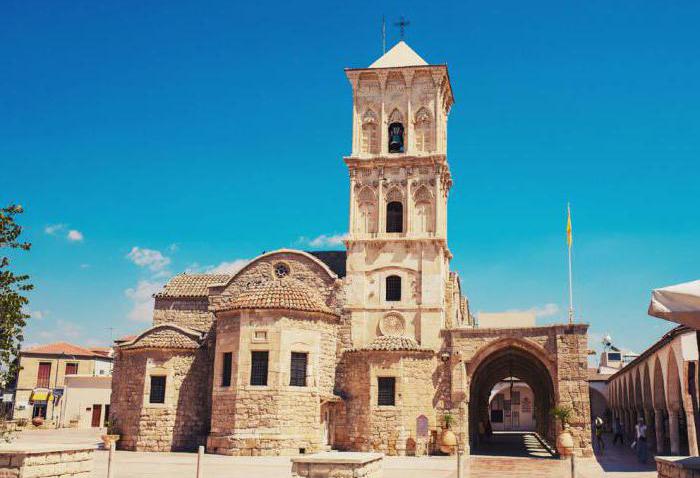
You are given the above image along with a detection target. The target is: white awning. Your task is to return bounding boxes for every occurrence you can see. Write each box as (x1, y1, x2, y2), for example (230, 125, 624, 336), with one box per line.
(649, 280, 700, 329)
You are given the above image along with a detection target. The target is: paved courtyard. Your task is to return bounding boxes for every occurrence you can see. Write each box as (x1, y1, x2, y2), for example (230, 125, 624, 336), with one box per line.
(4, 428, 658, 477)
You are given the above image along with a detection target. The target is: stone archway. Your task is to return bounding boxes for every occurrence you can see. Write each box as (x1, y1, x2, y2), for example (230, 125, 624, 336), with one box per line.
(468, 341, 556, 451)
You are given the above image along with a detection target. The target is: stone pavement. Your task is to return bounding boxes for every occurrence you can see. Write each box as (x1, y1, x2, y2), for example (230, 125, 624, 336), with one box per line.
(5, 428, 660, 477)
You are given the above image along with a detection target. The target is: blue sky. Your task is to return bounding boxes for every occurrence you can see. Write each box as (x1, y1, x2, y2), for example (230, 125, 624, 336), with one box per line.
(2, 1, 698, 357)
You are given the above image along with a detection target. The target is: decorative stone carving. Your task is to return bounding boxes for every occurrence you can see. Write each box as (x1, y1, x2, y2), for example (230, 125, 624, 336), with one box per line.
(379, 312, 406, 337)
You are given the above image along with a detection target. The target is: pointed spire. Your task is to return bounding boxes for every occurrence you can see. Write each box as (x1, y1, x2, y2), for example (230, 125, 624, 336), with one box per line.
(369, 41, 428, 69)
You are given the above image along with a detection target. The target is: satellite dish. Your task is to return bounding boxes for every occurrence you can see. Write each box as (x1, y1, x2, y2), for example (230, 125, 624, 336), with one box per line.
(602, 334, 612, 348)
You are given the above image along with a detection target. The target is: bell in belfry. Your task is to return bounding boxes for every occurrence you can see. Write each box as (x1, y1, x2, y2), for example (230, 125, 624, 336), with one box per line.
(388, 122, 404, 153)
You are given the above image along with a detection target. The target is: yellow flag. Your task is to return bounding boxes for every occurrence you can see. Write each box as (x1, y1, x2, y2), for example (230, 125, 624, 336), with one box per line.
(566, 204, 573, 248)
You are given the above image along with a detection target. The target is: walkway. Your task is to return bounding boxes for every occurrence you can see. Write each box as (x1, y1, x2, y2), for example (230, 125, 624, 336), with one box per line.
(3, 428, 660, 477)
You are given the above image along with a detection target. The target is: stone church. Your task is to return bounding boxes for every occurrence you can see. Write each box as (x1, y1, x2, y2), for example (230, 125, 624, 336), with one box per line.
(111, 42, 593, 457)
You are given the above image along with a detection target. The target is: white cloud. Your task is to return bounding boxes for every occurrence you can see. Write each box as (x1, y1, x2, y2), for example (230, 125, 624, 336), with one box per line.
(38, 319, 82, 341)
(206, 259, 249, 275)
(67, 229, 84, 242)
(29, 310, 49, 320)
(126, 246, 171, 273)
(125, 280, 163, 322)
(44, 224, 65, 235)
(299, 233, 348, 248)
(506, 303, 561, 318)
(186, 259, 250, 275)
(80, 263, 91, 269)
(168, 243, 179, 253)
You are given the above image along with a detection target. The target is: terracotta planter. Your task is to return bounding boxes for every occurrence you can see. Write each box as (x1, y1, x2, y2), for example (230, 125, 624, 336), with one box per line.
(101, 434, 120, 448)
(556, 427, 574, 458)
(439, 429, 457, 454)
(31, 417, 44, 427)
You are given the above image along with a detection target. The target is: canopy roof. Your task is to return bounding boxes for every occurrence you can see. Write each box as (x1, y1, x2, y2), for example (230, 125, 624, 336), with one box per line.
(649, 280, 700, 329)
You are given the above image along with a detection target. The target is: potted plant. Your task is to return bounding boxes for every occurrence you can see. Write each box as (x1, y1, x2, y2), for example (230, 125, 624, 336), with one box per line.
(31, 416, 44, 427)
(439, 412, 457, 454)
(551, 405, 574, 458)
(101, 417, 121, 449)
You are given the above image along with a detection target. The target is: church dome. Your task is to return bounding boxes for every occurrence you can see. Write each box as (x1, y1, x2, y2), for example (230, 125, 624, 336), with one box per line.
(219, 278, 336, 316)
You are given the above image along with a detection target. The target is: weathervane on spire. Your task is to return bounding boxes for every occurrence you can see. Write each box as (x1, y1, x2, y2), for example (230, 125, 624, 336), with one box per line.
(394, 16, 410, 39)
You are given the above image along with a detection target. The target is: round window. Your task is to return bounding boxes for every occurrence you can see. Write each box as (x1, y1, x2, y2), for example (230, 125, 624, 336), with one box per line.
(274, 262, 290, 278)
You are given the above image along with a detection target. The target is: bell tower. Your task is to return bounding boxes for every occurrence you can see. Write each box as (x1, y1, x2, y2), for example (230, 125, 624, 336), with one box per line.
(343, 41, 456, 350)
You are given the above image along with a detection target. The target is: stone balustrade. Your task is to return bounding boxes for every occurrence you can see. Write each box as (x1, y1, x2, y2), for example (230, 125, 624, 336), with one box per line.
(291, 452, 383, 478)
(0, 444, 94, 478)
(656, 456, 700, 478)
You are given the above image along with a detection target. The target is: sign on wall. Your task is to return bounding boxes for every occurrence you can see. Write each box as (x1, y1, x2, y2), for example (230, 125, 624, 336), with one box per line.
(416, 415, 429, 437)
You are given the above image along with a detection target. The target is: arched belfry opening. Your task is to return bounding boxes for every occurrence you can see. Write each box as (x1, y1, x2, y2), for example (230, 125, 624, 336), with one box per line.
(468, 343, 556, 456)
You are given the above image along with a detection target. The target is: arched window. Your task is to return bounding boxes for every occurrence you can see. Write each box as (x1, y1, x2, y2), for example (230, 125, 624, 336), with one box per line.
(414, 186, 434, 233)
(361, 110, 379, 154)
(386, 201, 403, 233)
(386, 275, 401, 301)
(357, 187, 377, 234)
(414, 108, 433, 153)
(388, 109, 404, 153)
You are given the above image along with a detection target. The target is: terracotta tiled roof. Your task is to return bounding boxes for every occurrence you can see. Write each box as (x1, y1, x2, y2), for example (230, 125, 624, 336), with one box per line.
(120, 324, 203, 350)
(355, 335, 431, 352)
(89, 347, 113, 357)
(219, 279, 336, 316)
(155, 273, 231, 298)
(114, 335, 137, 343)
(22, 342, 106, 358)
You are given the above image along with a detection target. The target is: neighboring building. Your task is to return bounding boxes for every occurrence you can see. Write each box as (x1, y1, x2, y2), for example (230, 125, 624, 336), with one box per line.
(488, 380, 536, 432)
(478, 312, 536, 329)
(12, 342, 113, 422)
(111, 41, 592, 457)
(58, 375, 112, 429)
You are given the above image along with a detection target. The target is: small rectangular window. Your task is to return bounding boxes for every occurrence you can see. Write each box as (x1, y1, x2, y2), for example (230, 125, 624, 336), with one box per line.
(290, 352, 308, 387)
(37, 362, 51, 388)
(221, 352, 232, 387)
(378, 377, 396, 406)
(254, 330, 267, 341)
(386, 275, 401, 301)
(65, 363, 78, 375)
(149, 376, 166, 404)
(250, 351, 269, 386)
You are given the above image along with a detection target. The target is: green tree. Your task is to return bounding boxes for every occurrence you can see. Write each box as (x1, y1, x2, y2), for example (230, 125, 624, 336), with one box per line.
(0, 204, 32, 389)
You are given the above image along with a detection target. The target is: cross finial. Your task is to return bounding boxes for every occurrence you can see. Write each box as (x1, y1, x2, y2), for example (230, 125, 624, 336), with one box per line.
(394, 16, 410, 39)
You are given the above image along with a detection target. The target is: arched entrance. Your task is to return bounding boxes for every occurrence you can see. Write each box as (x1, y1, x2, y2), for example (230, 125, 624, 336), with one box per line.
(468, 341, 556, 455)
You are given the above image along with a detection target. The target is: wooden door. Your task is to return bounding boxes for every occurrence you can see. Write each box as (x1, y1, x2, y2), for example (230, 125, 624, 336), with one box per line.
(91, 404, 102, 427)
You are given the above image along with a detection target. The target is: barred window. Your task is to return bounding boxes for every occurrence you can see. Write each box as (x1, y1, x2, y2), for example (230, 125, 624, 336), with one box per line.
(386, 201, 403, 233)
(290, 352, 308, 387)
(149, 376, 166, 404)
(250, 351, 269, 386)
(378, 377, 396, 406)
(221, 352, 232, 387)
(386, 275, 401, 302)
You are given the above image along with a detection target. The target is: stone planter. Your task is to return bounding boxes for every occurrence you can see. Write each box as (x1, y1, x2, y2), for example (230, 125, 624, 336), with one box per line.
(101, 434, 120, 449)
(556, 426, 574, 458)
(439, 428, 457, 455)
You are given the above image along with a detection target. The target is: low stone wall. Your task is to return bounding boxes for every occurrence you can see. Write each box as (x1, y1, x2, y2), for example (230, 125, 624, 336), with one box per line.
(656, 456, 700, 478)
(0, 444, 94, 478)
(291, 452, 383, 478)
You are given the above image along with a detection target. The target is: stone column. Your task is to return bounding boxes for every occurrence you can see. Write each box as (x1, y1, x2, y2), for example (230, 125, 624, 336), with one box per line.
(644, 409, 655, 455)
(655, 409, 666, 454)
(669, 410, 680, 455)
(378, 73, 388, 156)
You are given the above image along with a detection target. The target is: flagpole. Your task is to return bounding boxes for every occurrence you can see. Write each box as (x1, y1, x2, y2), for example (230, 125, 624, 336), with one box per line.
(567, 202, 574, 324)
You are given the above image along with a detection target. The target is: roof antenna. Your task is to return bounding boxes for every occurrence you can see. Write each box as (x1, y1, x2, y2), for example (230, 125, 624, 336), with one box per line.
(394, 16, 410, 40)
(382, 15, 386, 54)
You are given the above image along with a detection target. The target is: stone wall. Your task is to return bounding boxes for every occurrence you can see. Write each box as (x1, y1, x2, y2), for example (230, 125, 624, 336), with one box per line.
(0, 446, 93, 478)
(291, 452, 383, 478)
(656, 456, 700, 478)
(153, 297, 213, 332)
(110, 346, 212, 452)
(208, 312, 339, 456)
(336, 350, 439, 455)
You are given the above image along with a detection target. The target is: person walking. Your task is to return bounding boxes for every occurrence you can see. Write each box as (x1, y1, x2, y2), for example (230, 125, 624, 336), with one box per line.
(635, 418, 648, 463)
(594, 417, 605, 453)
(612, 418, 624, 445)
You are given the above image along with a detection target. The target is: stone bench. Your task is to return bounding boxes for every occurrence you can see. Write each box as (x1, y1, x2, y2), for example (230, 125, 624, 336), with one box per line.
(655, 456, 700, 478)
(0, 444, 94, 478)
(291, 452, 383, 478)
